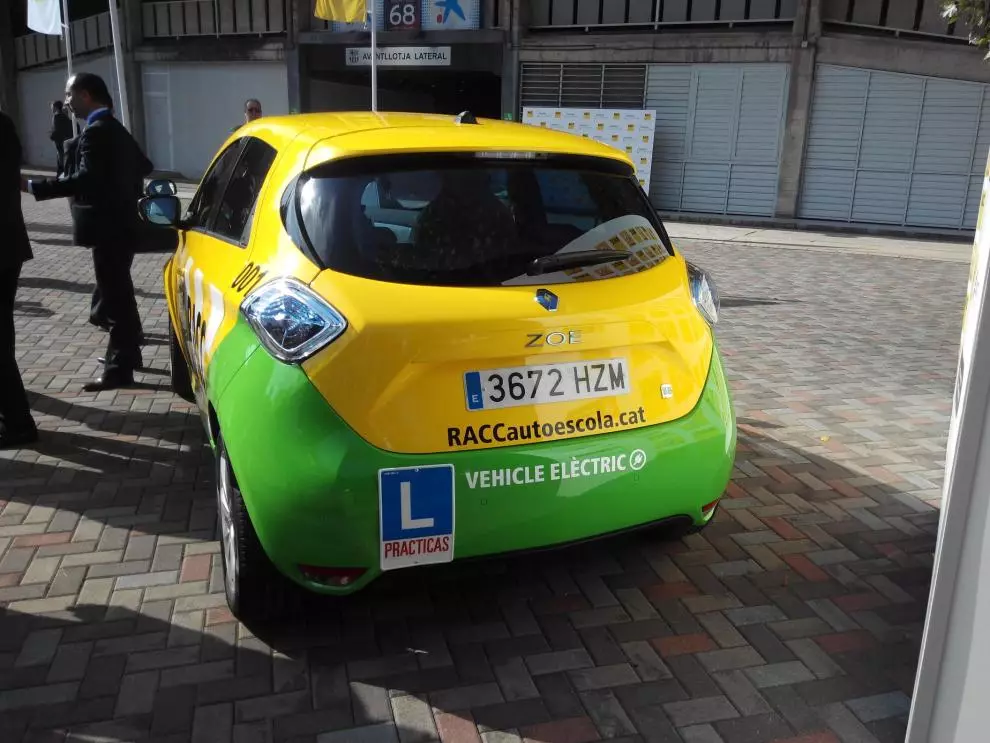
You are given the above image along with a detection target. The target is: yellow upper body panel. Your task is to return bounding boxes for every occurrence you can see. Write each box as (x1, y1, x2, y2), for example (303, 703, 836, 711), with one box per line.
(167, 111, 713, 454)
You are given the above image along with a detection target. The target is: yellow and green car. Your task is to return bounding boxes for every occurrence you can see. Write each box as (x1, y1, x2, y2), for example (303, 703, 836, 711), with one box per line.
(140, 111, 736, 622)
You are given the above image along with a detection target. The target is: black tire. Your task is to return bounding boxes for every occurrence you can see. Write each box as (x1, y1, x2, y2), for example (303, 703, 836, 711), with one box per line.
(169, 327, 195, 403)
(215, 433, 292, 625)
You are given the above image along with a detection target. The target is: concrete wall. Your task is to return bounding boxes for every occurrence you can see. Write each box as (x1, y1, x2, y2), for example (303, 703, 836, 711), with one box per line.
(17, 53, 122, 169)
(141, 60, 289, 180)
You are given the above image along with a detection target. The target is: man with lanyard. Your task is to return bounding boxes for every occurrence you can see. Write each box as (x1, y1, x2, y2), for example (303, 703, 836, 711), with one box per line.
(22, 72, 153, 392)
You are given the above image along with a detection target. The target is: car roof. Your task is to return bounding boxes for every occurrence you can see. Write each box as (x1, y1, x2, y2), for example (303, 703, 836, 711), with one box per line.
(235, 111, 637, 171)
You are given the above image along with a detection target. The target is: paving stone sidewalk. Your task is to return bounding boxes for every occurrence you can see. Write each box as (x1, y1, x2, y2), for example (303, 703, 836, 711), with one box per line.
(0, 193, 966, 743)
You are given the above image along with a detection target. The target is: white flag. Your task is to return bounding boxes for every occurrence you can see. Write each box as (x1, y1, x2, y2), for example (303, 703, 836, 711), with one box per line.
(27, 0, 63, 36)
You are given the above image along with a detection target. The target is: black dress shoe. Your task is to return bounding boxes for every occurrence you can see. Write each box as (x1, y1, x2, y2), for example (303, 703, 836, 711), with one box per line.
(96, 356, 145, 370)
(83, 373, 134, 392)
(0, 426, 39, 449)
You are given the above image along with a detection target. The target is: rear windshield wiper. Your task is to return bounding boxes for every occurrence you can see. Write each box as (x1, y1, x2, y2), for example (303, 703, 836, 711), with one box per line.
(527, 249, 632, 276)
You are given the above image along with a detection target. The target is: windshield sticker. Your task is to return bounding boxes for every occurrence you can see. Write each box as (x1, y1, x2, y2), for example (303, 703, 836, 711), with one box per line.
(463, 448, 648, 490)
(501, 215, 668, 286)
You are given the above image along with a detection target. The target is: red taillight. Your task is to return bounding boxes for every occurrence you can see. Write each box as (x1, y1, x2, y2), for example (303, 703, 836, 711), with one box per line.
(701, 499, 720, 514)
(299, 565, 366, 587)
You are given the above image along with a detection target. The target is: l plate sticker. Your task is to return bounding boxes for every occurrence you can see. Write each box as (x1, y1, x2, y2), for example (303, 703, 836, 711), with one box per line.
(379, 465, 455, 571)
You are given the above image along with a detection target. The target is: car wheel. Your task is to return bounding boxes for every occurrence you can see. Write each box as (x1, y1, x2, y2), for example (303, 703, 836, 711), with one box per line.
(169, 328, 195, 403)
(215, 433, 291, 625)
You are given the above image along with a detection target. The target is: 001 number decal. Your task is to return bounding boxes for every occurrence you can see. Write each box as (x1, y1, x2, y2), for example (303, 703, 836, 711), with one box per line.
(231, 262, 266, 294)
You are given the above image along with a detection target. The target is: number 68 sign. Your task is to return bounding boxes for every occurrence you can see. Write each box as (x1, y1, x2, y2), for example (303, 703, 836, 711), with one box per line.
(386, 0, 420, 30)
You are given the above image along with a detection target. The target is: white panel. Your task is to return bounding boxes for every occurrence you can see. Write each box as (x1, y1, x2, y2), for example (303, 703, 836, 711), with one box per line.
(689, 68, 737, 161)
(645, 65, 691, 161)
(971, 95, 990, 178)
(801, 64, 990, 230)
(735, 67, 786, 163)
(858, 72, 922, 172)
(727, 165, 779, 216)
(907, 174, 969, 228)
(162, 60, 289, 179)
(803, 66, 868, 170)
(142, 66, 174, 173)
(914, 80, 982, 174)
(965, 173, 985, 229)
(851, 171, 909, 225)
(682, 163, 730, 212)
(799, 169, 856, 221)
(649, 162, 685, 211)
(646, 62, 787, 217)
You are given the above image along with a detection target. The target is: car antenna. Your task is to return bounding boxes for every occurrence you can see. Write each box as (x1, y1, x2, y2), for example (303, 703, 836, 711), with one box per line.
(455, 111, 479, 125)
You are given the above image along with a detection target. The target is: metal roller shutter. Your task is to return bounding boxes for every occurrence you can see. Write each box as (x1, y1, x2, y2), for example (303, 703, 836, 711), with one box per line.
(645, 63, 789, 217)
(519, 63, 648, 109)
(799, 64, 990, 231)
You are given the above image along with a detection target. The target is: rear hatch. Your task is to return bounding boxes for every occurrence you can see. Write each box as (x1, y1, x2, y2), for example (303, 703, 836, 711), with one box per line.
(296, 150, 714, 455)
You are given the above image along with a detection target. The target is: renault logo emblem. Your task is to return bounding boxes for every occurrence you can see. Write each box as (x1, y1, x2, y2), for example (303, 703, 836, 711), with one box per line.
(535, 288, 559, 312)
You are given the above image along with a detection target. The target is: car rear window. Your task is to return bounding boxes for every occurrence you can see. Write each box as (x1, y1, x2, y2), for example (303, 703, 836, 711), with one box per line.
(285, 152, 674, 287)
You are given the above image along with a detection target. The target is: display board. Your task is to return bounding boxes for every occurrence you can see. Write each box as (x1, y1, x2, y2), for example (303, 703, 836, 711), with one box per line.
(522, 107, 657, 190)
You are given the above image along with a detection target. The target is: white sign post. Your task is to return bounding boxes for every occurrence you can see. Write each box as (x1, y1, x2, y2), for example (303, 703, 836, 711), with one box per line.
(905, 148, 990, 741)
(107, 0, 131, 130)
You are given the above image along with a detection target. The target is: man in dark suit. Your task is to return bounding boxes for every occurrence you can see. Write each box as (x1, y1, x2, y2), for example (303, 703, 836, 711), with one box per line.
(0, 109, 39, 448)
(49, 101, 74, 176)
(22, 72, 153, 392)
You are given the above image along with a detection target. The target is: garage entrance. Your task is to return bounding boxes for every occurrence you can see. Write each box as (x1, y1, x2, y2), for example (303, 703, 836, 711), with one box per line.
(310, 68, 502, 119)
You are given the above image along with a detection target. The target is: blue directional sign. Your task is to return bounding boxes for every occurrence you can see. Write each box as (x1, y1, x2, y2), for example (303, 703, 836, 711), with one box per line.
(378, 464, 455, 570)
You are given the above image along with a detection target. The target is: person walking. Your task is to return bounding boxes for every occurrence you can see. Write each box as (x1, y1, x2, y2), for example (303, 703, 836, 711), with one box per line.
(0, 109, 39, 448)
(22, 72, 153, 392)
(49, 101, 73, 176)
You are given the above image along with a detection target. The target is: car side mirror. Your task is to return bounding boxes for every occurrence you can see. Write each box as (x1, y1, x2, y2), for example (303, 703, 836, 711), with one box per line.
(139, 194, 182, 227)
(146, 178, 177, 196)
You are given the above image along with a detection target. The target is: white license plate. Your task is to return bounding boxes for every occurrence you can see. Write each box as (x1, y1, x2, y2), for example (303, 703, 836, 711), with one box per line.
(464, 358, 630, 411)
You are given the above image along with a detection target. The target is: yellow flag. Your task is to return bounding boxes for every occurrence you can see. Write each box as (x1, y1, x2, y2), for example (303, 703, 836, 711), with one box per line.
(315, 0, 366, 22)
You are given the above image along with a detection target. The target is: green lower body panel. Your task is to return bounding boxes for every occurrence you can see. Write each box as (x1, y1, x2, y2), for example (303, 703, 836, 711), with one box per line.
(212, 320, 736, 595)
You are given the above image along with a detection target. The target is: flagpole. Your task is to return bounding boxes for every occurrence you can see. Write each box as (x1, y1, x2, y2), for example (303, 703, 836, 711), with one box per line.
(60, 0, 78, 135)
(107, 0, 131, 130)
(369, 1, 378, 112)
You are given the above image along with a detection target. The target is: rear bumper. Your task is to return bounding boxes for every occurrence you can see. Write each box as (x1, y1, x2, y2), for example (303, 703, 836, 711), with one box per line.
(215, 324, 736, 595)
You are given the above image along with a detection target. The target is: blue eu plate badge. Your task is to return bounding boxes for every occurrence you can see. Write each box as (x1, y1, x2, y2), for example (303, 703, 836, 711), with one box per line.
(378, 464, 455, 571)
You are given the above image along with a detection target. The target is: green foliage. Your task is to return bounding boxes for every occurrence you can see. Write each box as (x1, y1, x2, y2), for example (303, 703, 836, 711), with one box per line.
(942, 0, 990, 57)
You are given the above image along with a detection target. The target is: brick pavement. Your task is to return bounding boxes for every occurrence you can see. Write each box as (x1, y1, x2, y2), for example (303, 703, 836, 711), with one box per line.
(0, 192, 966, 742)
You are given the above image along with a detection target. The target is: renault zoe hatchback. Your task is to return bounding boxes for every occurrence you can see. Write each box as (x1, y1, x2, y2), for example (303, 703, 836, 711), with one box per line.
(140, 111, 736, 622)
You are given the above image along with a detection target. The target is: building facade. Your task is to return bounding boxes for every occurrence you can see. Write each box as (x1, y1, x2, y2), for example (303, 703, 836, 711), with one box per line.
(8, 0, 990, 234)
